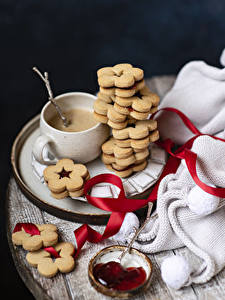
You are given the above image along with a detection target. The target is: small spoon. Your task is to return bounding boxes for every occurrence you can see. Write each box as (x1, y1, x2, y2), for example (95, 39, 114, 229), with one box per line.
(118, 202, 153, 263)
(33, 67, 70, 128)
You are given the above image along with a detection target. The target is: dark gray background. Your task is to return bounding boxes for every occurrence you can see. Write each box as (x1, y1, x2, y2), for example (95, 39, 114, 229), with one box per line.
(1, 0, 224, 298)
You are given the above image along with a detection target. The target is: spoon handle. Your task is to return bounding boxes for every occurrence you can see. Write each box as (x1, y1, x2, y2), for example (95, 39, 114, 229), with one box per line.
(118, 202, 153, 262)
(33, 67, 70, 128)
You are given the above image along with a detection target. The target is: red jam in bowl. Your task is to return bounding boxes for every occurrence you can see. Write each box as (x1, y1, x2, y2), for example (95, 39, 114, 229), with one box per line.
(93, 261, 146, 291)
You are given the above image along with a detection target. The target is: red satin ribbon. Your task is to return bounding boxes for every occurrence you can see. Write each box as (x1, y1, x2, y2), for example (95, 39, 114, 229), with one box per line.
(44, 247, 61, 258)
(74, 107, 225, 257)
(73, 155, 181, 258)
(184, 148, 225, 197)
(152, 108, 225, 196)
(13, 223, 40, 235)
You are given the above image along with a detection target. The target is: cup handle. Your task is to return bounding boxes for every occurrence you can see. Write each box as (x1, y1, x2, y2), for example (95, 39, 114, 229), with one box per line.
(33, 134, 57, 165)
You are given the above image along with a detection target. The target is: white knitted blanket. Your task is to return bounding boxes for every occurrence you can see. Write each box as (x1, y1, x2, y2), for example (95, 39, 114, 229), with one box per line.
(157, 50, 225, 144)
(114, 135, 225, 288)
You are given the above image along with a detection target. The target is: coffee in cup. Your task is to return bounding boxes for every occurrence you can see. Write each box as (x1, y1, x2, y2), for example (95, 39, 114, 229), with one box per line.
(48, 108, 98, 132)
(32, 92, 110, 165)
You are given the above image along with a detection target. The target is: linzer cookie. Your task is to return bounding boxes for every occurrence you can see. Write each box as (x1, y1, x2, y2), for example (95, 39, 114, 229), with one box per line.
(113, 86, 160, 120)
(106, 160, 148, 178)
(100, 80, 145, 98)
(93, 93, 137, 129)
(93, 97, 128, 129)
(97, 63, 144, 88)
(112, 119, 159, 150)
(94, 87, 159, 126)
(26, 242, 75, 278)
(101, 137, 149, 168)
(12, 224, 58, 251)
(43, 158, 90, 199)
(102, 149, 149, 167)
(97, 63, 145, 97)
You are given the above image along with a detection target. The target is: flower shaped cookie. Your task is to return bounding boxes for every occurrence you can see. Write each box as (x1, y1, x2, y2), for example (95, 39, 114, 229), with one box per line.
(26, 242, 75, 277)
(97, 63, 144, 88)
(43, 158, 90, 199)
(12, 224, 58, 251)
(102, 137, 149, 167)
(114, 86, 160, 120)
(100, 79, 145, 98)
(106, 160, 148, 178)
(112, 119, 159, 147)
(94, 86, 159, 128)
(93, 95, 136, 130)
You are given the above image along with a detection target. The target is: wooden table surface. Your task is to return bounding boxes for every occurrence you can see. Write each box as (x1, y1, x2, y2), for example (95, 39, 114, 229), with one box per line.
(6, 76, 225, 300)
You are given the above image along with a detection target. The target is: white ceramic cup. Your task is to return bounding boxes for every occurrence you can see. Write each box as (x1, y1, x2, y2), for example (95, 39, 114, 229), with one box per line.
(33, 92, 110, 165)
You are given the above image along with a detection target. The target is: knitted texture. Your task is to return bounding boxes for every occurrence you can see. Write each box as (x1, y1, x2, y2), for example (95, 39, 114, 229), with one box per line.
(129, 135, 225, 287)
(157, 50, 225, 145)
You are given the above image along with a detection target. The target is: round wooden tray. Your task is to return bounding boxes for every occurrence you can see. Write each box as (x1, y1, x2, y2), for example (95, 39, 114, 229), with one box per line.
(8, 77, 224, 300)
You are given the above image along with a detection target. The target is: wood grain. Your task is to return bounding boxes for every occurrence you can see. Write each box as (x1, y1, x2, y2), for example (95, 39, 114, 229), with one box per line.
(6, 76, 225, 299)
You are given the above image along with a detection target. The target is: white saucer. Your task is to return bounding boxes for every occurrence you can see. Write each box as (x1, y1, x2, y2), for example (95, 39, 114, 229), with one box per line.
(12, 114, 167, 224)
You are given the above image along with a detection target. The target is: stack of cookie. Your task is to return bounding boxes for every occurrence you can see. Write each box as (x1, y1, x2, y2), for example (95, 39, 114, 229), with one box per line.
(94, 63, 160, 177)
